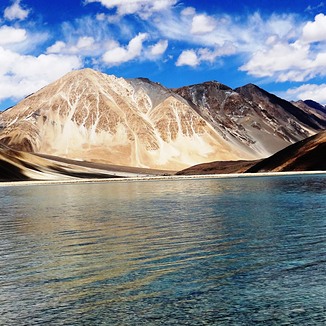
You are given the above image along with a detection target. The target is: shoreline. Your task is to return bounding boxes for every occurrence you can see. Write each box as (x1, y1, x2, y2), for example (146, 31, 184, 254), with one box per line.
(1, 170, 326, 187)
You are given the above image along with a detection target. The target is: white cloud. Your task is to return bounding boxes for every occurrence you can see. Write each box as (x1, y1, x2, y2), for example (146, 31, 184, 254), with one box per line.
(302, 13, 326, 43)
(85, 0, 177, 19)
(240, 41, 311, 81)
(0, 46, 82, 101)
(156, 10, 300, 61)
(241, 40, 326, 81)
(76, 36, 95, 49)
(181, 7, 196, 17)
(240, 13, 326, 82)
(47, 36, 102, 57)
(149, 39, 168, 56)
(102, 33, 148, 65)
(285, 83, 326, 103)
(4, 0, 30, 21)
(176, 42, 236, 68)
(176, 50, 199, 67)
(191, 14, 216, 34)
(46, 41, 66, 54)
(198, 42, 237, 62)
(0, 26, 27, 45)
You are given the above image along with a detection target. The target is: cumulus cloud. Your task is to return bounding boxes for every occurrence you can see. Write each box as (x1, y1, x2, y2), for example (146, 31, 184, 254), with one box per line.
(0, 47, 82, 101)
(176, 50, 199, 67)
(85, 0, 177, 18)
(240, 13, 326, 82)
(0, 25, 27, 46)
(0, 3, 83, 105)
(176, 42, 236, 67)
(285, 83, 326, 103)
(1, 0, 325, 107)
(240, 42, 311, 81)
(156, 10, 302, 68)
(76, 36, 95, 49)
(46, 41, 66, 54)
(302, 13, 326, 43)
(4, 0, 30, 21)
(191, 14, 217, 34)
(47, 36, 97, 55)
(149, 39, 168, 56)
(102, 33, 148, 65)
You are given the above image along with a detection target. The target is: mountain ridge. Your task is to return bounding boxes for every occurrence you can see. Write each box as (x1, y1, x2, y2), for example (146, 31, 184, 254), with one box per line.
(0, 69, 253, 170)
(0, 68, 325, 173)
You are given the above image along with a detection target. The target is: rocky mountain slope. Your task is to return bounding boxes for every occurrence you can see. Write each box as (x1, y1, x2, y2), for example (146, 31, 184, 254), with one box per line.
(177, 130, 326, 175)
(0, 68, 325, 171)
(175, 82, 322, 157)
(176, 159, 260, 175)
(246, 130, 326, 172)
(0, 69, 255, 170)
(291, 100, 326, 125)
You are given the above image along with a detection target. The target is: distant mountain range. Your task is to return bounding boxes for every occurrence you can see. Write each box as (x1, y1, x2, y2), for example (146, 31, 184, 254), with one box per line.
(0, 68, 325, 180)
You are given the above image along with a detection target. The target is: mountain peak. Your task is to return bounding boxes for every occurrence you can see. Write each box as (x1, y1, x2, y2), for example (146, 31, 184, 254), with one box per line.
(190, 80, 232, 91)
(303, 100, 326, 113)
(1, 69, 253, 169)
(1, 69, 325, 172)
(234, 83, 265, 97)
(61, 68, 102, 80)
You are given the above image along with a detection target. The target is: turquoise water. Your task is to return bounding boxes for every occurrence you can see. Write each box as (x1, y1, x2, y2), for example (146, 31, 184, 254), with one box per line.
(0, 175, 325, 325)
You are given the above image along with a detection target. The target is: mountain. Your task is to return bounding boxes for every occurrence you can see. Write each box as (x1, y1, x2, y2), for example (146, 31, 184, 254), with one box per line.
(176, 159, 260, 175)
(292, 100, 326, 125)
(0, 68, 325, 172)
(175, 82, 320, 158)
(235, 84, 326, 130)
(0, 69, 260, 170)
(245, 130, 326, 172)
(177, 130, 326, 175)
(301, 100, 326, 114)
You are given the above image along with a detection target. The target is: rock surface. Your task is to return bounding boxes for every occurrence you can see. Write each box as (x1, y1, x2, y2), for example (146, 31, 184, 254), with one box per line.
(175, 82, 322, 158)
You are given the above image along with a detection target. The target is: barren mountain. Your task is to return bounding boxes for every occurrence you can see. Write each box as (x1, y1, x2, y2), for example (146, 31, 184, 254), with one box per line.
(0, 68, 325, 172)
(0, 69, 257, 170)
(176, 159, 260, 175)
(292, 100, 326, 126)
(175, 82, 320, 158)
(245, 130, 326, 172)
(177, 131, 326, 175)
(236, 84, 326, 130)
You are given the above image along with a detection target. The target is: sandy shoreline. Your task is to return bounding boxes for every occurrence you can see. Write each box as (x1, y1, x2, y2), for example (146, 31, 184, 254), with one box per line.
(1, 170, 326, 187)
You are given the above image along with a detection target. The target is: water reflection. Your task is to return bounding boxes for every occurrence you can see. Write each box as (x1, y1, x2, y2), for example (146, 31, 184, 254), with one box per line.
(0, 175, 326, 325)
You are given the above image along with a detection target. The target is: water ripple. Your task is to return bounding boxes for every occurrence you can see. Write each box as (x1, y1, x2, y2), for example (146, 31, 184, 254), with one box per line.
(0, 175, 325, 325)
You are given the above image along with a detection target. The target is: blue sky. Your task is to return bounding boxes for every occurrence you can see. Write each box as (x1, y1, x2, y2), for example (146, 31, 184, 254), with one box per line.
(0, 0, 326, 111)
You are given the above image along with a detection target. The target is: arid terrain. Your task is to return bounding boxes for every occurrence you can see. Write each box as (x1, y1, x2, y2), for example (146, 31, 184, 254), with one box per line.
(246, 130, 326, 172)
(0, 69, 325, 181)
(177, 131, 326, 175)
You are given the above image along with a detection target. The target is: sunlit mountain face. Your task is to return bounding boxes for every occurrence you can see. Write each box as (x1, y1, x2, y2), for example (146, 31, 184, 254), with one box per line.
(0, 68, 325, 180)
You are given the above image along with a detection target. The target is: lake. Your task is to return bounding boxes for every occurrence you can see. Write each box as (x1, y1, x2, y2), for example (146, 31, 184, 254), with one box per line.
(0, 175, 325, 325)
